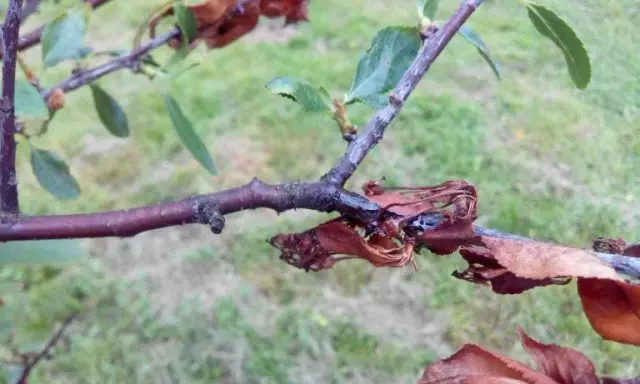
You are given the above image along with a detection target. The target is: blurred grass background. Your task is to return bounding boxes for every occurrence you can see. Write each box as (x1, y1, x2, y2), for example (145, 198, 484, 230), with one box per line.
(3, 0, 639, 382)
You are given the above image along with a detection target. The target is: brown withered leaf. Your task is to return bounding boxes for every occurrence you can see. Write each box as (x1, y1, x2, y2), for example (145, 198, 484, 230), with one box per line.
(575, 238, 640, 345)
(577, 278, 640, 345)
(592, 237, 626, 254)
(517, 326, 599, 384)
(151, 0, 309, 50)
(419, 327, 632, 384)
(466, 237, 621, 281)
(418, 344, 555, 384)
(270, 219, 414, 271)
(364, 180, 478, 255)
(624, 243, 640, 257)
(454, 236, 610, 294)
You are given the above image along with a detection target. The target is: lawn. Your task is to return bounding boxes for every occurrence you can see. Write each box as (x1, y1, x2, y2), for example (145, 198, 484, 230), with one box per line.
(3, 0, 639, 382)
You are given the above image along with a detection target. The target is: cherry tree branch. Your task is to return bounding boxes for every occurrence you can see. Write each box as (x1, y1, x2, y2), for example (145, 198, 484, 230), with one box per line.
(41, 28, 180, 99)
(0, 178, 381, 240)
(1, 0, 638, 280)
(0, 0, 24, 217)
(0, 0, 111, 58)
(16, 312, 77, 384)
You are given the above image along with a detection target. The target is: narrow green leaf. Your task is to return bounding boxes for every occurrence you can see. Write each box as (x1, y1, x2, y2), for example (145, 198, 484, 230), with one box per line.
(41, 9, 89, 68)
(174, 4, 197, 42)
(0, 240, 82, 265)
(457, 25, 501, 79)
(89, 84, 130, 138)
(265, 76, 332, 112)
(162, 94, 216, 174)
(525, 2, 591, 89)
(14, 80, 49, 120)
(345, 27, 421, 104)
(417, 0, 439, 20)
(30, 147, 81, 200)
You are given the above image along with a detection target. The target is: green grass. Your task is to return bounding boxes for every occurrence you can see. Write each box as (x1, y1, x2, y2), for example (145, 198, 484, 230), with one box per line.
(1, 0, 639, 382)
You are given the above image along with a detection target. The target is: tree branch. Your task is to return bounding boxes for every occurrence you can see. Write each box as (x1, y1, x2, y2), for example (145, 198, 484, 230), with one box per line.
(1, 0, 637, 281)
(0, 0, 24, 217)
(17, 312, 77, 384)
(323, 0, 482, 186)
(41, 28, 180, 99)
(0, 178, 381, 240)
(1, 0, 111, 58)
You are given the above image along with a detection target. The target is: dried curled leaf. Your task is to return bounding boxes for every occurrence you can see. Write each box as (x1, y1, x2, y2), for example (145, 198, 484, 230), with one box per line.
(149, 0, 309, 51)
(574, 238, 640, 346)
(270, 180, 479, 271)
(270, 219, 414, 271)
(419, 327, 632, 384)
(455, 236, 623, 294)
(418, 343, 554, 384)
(364, 180, 478, 255)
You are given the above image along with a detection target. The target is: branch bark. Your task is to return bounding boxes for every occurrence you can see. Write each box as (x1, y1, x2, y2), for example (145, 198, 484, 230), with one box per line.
(41, 28, 180, 98)
(0, 0, 24, 217)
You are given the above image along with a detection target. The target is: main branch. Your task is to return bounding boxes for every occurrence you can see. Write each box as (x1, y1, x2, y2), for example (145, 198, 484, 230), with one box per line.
(0, 0, 24, 217)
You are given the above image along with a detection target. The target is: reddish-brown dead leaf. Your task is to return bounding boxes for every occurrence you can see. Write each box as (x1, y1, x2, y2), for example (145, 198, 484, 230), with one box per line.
(469, 237, 621, 281)
(592, 237, 626, 254)
(517, 326, 599, 384)
(418, 344, 556, 384)
(577, 277, 640, 345)
(624, 243, 640, 257)
(150, 0, 309, 51)
(270, 219, 414, 271)
(364, 180, 478, 255)
(419, 327, 635, 384)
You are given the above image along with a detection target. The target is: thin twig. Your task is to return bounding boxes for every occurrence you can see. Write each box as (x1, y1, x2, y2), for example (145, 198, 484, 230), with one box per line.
(17, 312, 77, 384)
(323, 0, 482, 186)
(0, 0, 24, 217)
(41, 28, 180, 98)
(0, 0, 112, 58)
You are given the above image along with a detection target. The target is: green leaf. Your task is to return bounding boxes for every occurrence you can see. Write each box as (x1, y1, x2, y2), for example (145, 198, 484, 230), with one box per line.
(0, 239, 83, 265)
(357, 93, 389, 110)
(162, 94, 216, 174)
(345, 27, 421, 104)
(174, 4, 197, 42)
(41, 8, 89, 68)
(14, 80, 49, 120)
(457, 25, 501, 79)
(417, 0, 439, 20)
(265, 76, 332, 112)
(30, 147, 81, 200)
(89, 84, 130, 138)
(524, 2, 590, 89)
